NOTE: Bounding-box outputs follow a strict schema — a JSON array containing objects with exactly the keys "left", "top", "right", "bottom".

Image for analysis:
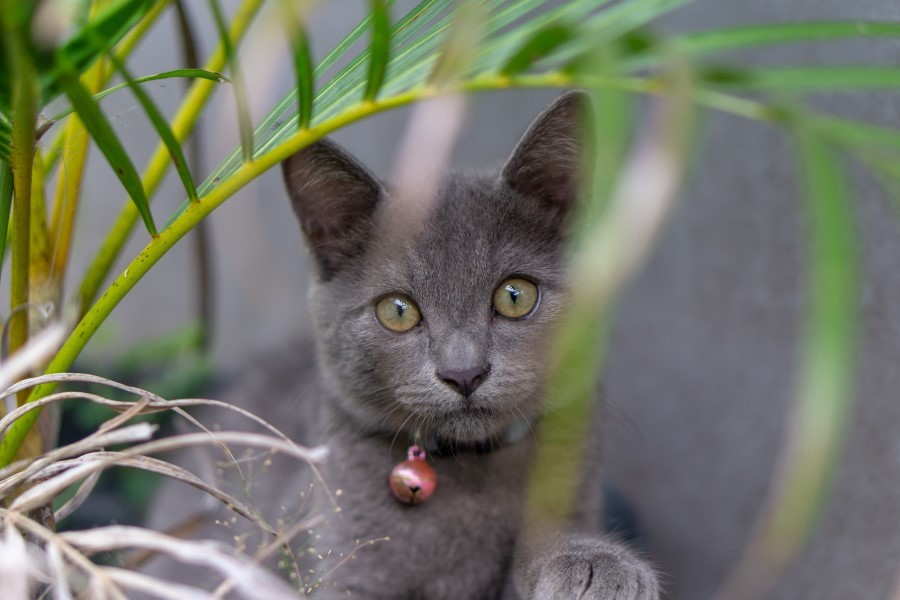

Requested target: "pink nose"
[{"left": 437, "top": 364, "right": 490, "bottom": 397}]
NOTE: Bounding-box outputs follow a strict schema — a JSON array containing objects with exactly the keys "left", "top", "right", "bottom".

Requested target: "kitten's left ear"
[
  {"left": 282, "top": 139, "right": 384, "bottom": 280},
  {"left": 501, "top": 91, "right": 591, "bottom": 214}
]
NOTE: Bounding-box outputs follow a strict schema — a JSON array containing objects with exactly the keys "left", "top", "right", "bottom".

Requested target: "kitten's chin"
[{"left": 431, "top": 406, "right": 515, "bottom": 444}]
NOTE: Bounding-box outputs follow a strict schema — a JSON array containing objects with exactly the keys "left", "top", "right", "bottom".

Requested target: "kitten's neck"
[
  {"left": 321, "top": 388, "right": 537, "bottom": 457},
  {"left": 413, "top": 417, "right": 536, "bottom": 457}
]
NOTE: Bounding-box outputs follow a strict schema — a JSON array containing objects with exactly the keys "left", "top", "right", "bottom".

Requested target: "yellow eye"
[
  {"left": 492, "top": 277, "right": 539, "bottom": 319},
  {"left": 375, "top": 294, "right": 422, "bottom": 333}
]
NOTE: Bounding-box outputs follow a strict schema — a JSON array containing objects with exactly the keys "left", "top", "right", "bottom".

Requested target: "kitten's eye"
[
  {"left": 492, "top": 277, "right": 539, "bottom": 319},
  {"left": 375, "top": 294, "right": 422, "bottom": 333}
]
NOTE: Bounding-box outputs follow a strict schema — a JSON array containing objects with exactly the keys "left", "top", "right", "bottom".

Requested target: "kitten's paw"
[{"left": 530, "top": 537, "right": 659, "bottom": 600}]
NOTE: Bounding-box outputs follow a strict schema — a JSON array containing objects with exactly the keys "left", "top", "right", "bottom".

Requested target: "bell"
[{"left": 389, "top": 445, "right": 436, "bottom": 505}]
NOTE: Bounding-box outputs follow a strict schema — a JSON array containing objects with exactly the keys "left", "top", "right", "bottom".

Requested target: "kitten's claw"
[{"left": 530, "top": 537, "right": 659, "bottom": 600}]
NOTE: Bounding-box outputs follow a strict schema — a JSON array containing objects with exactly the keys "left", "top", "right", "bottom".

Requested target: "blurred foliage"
[
  {"left": 0, "top": 1, "right": 897, "bottom": 595},
  {"left": 57, "top": 323, "right": 214, "bottom": 528}
]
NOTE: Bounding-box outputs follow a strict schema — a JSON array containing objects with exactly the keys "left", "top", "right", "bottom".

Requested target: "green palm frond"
[{"left": 1, "top": 2, "right": 899, "bottom": 594}]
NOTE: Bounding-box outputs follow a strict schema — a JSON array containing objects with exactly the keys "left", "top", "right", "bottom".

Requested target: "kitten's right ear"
[
  {"left": 501, "top": 91, "right": 591, "bottom": 216},
  {"left": 282, "top": 139, "right": 383, "bottom": 280}
]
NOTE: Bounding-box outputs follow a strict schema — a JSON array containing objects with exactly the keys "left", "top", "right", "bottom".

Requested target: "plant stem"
[
  {"left": 29, "top": 154, "right": 53, "bottom": 316},
  {"left": 207, "top": 0, "right": 254, "bottom": 161},
  {"left": 0, "top": 72, "right": 855, "bottom": 465},
  {"left": 8, "top": 30, "right": 37, "bottom": 369},
  {"left": 24, "top": 156, "right": 57, "bottom": 459},
  {"left": 48, "top": 57, "right": 108, "bottom": 282},
  {"left": 174, "top": 0, "right": 215, "bottom": 351},
  {"left": 0, "top": 162, "right": 12, "bottom": 286},
  {"left": 0, "top": 74, "right": 591, "bottom": 462},
  {"left": 2, "top": 7, "right": 42, "bottom": 461}
]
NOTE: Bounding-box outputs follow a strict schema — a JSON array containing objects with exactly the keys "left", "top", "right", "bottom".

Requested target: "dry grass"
[{"left": 0, "top": 369, "right": 327, "bottom": 599}]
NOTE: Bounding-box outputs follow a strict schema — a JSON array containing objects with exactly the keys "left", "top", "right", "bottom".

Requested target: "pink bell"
[{"left": 389, "top": 445, "right": 436, "bottom": 505}]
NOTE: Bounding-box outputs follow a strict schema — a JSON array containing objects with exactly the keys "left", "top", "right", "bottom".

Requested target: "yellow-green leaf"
[{"left": 56, "top": 68, "right": 157, "bottom": 236}]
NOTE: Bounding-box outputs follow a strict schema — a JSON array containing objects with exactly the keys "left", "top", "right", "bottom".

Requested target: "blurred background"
[{"left": 36, "top": 0, "right": 900, "bottom": 598}]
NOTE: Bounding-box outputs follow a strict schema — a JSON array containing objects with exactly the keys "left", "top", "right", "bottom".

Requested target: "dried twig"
[
  {"left": 0, "top": 370, "right": 329, "bottom": 599},
  {"left": 61, "top": 526, "right": 298, "bottom": 599}
]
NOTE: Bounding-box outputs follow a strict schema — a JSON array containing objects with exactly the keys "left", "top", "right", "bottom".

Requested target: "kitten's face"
[
  {"left": 283, "top": 93, "right": 587, "bottom": 443},
  {"left": 313, "top": 176, "right": 567, "bottom": 442}
]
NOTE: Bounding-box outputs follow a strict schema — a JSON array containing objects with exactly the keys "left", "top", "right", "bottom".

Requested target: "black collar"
[{"left": 415, "top": 418, "right": 536, "bottom": 457}]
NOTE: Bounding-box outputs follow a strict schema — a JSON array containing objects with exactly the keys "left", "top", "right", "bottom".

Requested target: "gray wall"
[
  {"left": 603, "top": 1, "right": 900, "bottom": 598},
  {"left": 57, "top": 1, "right": 899, "bottom": 598}
]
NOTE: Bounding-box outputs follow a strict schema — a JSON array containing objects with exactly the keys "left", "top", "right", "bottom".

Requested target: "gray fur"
[
  {"left": 281, "top": 91, "right": 658, "bottom": 598},
  {"left": 146, "top": 92, "right": 659, "bottom": 599}
]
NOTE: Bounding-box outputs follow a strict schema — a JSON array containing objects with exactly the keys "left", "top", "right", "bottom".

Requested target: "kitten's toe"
[{"left": 531, "top": 537, "right": 659, "bottom": 600}]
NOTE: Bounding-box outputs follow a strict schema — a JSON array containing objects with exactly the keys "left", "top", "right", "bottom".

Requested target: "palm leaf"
[
  {"left": 48, "top": 69, "right": 226, "bottom": 123},
  {"left": 0, "top": 115, "right": 11, "bottom": 164},
  {"left": 500, "top": 24, "right": 576, "bottom": 77},
  {"left": 703, "top": 66, "right": 900, "bottom": 91},
  {"left": 811, "top": 113, "right": 900, "bottom": 154},
  {"left": 55, "top": 67, "right": 157, "bottom": 236},
  {"left": 164, "top": 0, "right": 455, "bottom": 226},
  {"left": 511, "top": 0, "right": 695, "bottom": 71},
  {"left": 526, "top": 46, "right": 641, "bottom": 522},
  {"left": 103, "top": 51, "right": 200, "bottom": 203},
  {"left": 167, "top": 0, "right": 623, "bottom": 225},
  {"left": 76, "top": 0, "right": 267, "bottom": 315},
  {"left": 36, "top": 0, "right": 157, "bottom": 106},
  {"left": 365, "top": 0, "right": 392, "bottom": 101},
  {"left": 6, "top": 6, "right": 900, "bottom": 538},
  {"left": 208, "top": 0, "right": 254, "bottom": 161},
  {"left": 626, "top": 21, "right": 900, "bottom": 71},
  {"left": 287, "top": 13, "right": 314, "bottom": 129},
  {"left": 719, "top": 124, "right": 858, "bottom": 598}
]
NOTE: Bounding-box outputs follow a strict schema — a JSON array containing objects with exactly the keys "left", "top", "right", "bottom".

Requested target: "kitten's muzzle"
[{"left": 437, "top": 363, "right": 491, "bottom": 399}]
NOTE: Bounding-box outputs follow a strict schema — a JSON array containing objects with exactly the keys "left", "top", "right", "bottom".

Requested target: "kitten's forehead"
[
  {"left": 364, "top": 174, "right": 564, "bottom": 303},
  {"left": 416, "top": 176, "right": 537, "bottom": 269}
]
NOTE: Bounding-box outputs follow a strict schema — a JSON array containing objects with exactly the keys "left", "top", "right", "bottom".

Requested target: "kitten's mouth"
[
  {"left": 445, "top": 402, "right": 499, "bottom": 429},
  {"left": 433, "top": 404, "right": 509, "bottom": 444},
  {"left": 390, "top": 392, "right": 524, "bottom": 445},
  {"left": 421, "top": 405, "right": 535, "bottom": 451},
  {"left": 453, "top": 405, "right": 494, "bottom": 416}
]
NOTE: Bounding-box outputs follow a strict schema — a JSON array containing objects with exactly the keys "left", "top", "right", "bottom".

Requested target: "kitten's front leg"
[{"left": 514, "top": 534, "right": 659, "bottom": 600}]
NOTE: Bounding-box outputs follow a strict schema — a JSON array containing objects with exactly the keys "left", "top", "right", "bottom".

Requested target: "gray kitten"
[
  {"left": 275, "top": 92, "right": 659, "bottom": 599},
  {"left": 147, "top": 92, "right": 659, "bottom": 599}
]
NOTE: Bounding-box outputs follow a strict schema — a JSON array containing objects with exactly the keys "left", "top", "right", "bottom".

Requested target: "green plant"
[{"left": 0, "top": 0, "right": 898, "bottom": 596}]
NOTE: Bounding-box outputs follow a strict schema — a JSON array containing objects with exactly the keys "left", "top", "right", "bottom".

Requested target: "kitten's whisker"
[
  {"left": 389, "top": 408, "right": 419, "bottom": 454},
  {"left": 513, "top": 405, "right": 539, "bottom": 442},
  {"left": 377, "top": 406, "right": 403, "bottom": 431},
  {"left": 601, "top": 396, "right": 647, "bottom": 450}
]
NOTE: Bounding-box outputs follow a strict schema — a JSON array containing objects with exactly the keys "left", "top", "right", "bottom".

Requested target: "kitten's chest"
[{"left": 308, "top": 433, "right": 533, "bottom": 599}]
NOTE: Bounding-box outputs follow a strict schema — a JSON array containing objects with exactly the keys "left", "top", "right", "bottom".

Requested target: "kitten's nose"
[{"left": 438, "top": 364, "right": 490, "bottom": 398}]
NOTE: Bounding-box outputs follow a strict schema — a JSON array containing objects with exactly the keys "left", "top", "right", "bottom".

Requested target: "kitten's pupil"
[
  {"left": 493, "top": 278, "right": 537, "bottom": 319},
  {"left": 375, "top": 294, "right": 420, "bottom": 332}
]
